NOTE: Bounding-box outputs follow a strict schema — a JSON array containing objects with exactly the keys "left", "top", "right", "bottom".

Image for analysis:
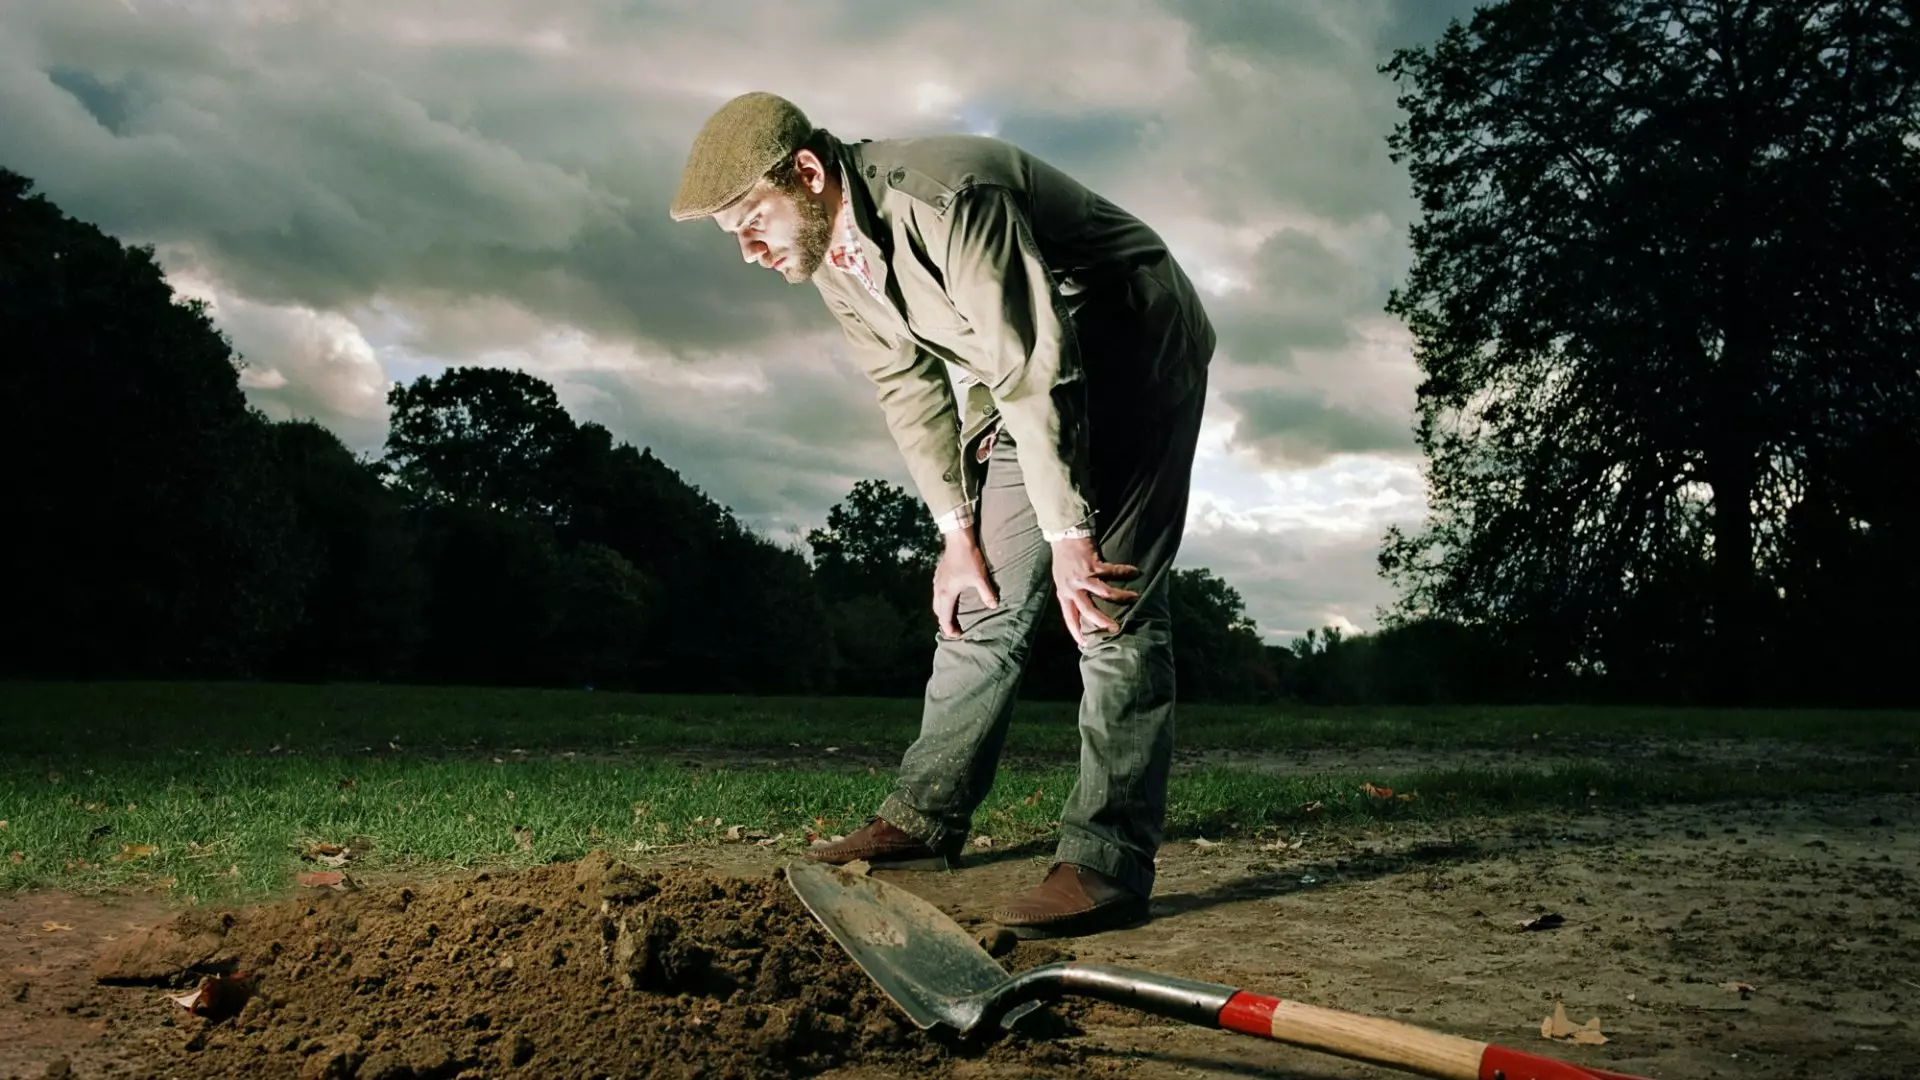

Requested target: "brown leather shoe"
[
  {"left": 803, "top": 817, "right": 960, "bottom": 871},
  {"left": 991, "top": 862, "right": 1150, "bottom": 939}
]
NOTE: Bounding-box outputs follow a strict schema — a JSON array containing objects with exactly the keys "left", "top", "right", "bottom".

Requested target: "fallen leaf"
[
  {"left": 1361, "top": 782, "right": 1395, "bottom": 800},
  {"left": 336, "top": 778, "right": 356, "bottom": 790},
  {"left": 1193, "top": 837, "right": 1218, "bottom": 851},
  {"left": 971, "top": 835, "right": 995, "bottom": 849},
  {"left": 1539, "top": 1001, "right": 1608, "bottom": 1045},
  {"left": 512, "top": 826, "right": 534, "bottom": 852},
  {"left": 1519, "top": 913, "right": 1566, "bottom": 932},
  {"left": 43, "top": 922, "right": 74, "bottom": 932},
  {"left": 1022, "top": 787, "right": 1046, "bottom": 806},
  {"left": 0, "top": 820, "right": 7, "bottom": 830},
  {"left": 843, "top": 859, "right": 871, "bottom": 876},
  {"left": 1300, "top": 800, "right": 1324, "bottom": 813},
  {"left": 296, "top": 870, "right": 346, "bottom": 890},
  {"left": 307, "top": 841, "right": 345, "bottom": 858},
  {"left": 7, "top": 852, "right": 21, "bottom": 864},
  {"left": 111, "top": 843, "right": 158, "bottom": 863},
  {"left": 723, "top": 824, "right": 744, "bottom": 842},
  {"left": 167, "top": 972, "right": 252, "bottom": 1022},
  {"left": 1719, "top": 981, "right": 1757, "bottom": 998},
  {"left": 825, "top": 746, "right": 840, "bottom": 753}
]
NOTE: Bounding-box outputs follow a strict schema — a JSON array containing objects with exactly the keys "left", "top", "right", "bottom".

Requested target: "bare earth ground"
[{"left": 3, "top": 790, "right": 1916, "bottom": 1079}]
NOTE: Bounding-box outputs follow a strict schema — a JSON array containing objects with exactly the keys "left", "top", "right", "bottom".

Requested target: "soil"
[{"left": 4, "top": 792, "right": 1918, "bottom": 1079}]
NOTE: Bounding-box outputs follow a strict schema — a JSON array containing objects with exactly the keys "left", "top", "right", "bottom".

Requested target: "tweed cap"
[{"left": 669, "top": 91, "right": 817, "bottom": 221}]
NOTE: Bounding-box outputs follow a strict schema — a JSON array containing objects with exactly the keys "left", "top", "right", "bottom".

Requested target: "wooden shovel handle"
[{"left": 1218, "top": 991, "right": 1652, "bottom": 1080}]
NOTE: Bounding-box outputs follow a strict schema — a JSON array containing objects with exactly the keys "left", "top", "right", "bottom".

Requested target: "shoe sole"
[
  {"left": 1001, "top": 900, "right": 1151, "bottom": 940},
  {"left": 867, "top": 853, "right": 958, "bottom": 872},
  {"left": 803, "top": 852, "right": 960, "bottom": 872}
]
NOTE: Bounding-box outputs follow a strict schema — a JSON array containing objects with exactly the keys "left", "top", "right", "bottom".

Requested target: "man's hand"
[
  {"left": 932, "top": 531, "right": 999, "bottom": 638},
  {"left": 1050, "top": 535, "right": 1139, "bottom": 647}
]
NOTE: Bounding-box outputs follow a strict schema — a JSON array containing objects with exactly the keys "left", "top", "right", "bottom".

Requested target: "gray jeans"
[{"left": 878, "top": 373, "right": 1208, "bottom": 898}]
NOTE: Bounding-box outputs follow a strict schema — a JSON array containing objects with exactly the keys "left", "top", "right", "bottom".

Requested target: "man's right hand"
[{"left": 932, "top": 531, "right": 999, "bottom": 638}]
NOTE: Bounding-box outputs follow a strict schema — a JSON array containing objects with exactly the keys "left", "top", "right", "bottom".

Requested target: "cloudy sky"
[{"left": 0, "top": 0, "right": 1480, "bottom": 643}]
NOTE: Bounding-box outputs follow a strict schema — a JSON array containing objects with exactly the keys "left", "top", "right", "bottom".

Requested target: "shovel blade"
[{"left": 787, "top": 860, "right": 1010, "bottom": 1031}]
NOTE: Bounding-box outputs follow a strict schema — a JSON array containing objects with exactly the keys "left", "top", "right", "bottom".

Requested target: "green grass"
[
  {"left": 3, "top": 752, "right": 1913, "bottom": 903},
  {"left": 5, "top": 679, "right": 1918, "bottom": 760},
  {"left": 2, "top": 680, "right": 1915, "bottom": 904}
]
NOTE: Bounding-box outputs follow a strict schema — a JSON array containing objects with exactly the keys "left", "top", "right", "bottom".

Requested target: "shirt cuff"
[
  {"left": 934, "top": 502, "right": 975, "bottom": 535},
  {"left": 1042, "top": 525, "right": 1094, "bottom": 542}
]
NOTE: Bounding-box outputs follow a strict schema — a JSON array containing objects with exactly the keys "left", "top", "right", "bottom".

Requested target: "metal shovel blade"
[{"left": 786, "top": 860, "right": 1013, "bottom": 1032}]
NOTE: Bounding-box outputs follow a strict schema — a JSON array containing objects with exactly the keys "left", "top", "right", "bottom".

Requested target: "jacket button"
[
  {"left": 933, "top": 195, "right": 949, "bottom": 209},
  {"left": 942, "top": 470, "right": 955, "bottom": 483},
  {"left": 889, "top": 168, "right": 906, "bottom": 184},
  {"left": 865, "top": 165, "right": 876, "bottom": 178}
]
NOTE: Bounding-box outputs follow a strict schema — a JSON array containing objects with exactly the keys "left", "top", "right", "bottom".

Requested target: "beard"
[{"left": 780, "top": 189, "right": 836, "bottom": 283}]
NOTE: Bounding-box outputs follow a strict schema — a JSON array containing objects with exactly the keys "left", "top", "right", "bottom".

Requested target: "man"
[{"left": 669, "top": 92, "right": 1214, "bottom": 939}]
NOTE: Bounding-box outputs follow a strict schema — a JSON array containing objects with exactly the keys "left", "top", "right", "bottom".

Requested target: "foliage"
[
  {"left": 1378, "top": 0, "right": 1920, "bottom": 703},
  {"left": 0, "top": 168, "right": 309, "bottom": 678}
]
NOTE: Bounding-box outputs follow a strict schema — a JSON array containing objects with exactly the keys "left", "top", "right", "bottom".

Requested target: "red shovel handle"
[{"left": 1220, "top": 991, "right": 1653, "bottom": 1080}]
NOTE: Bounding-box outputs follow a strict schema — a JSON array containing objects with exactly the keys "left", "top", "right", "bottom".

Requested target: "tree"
[
  {"left": 806, "top": 480, "right": 942, "bottom": 693},
  {"left": 264, "top": 420, "right": 425, "bottom": 681},
  {"left": 1167, "top": 568, "right": 1277, "bottom": 702},
  {"left": 0, "top": 168, "right": 308, "bottom": 677},
  {"left": 384, "top": 366, "right": 583, "bottom": 523},
  {"left": 806, "top": 479, "right": 941, "bottom": 605},
  {"left": 1378, "top": 1, "right": 1920, "bottom": 702}
]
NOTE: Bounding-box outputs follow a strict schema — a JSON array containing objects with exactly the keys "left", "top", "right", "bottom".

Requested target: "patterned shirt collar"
[{"left": 826, "top": 172, "right": 883, "bottom": 301}]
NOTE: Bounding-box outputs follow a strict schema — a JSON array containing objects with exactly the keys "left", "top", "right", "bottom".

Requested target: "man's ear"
[{"left": 793, "top": 148, "right": 831, "bottom": 194}]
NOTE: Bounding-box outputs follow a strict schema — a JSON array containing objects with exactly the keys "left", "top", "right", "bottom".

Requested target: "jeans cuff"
[
  {"left": 878, "top": 794, "right": 965, "bottom": 850},
  {"left": 1053, "top": 828, "right": 1156, "bottom": 898}
]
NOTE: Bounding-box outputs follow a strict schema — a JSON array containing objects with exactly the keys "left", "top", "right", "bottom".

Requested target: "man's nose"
[{"left": 737, "top": 234, "right": 765, "bottom": 264}]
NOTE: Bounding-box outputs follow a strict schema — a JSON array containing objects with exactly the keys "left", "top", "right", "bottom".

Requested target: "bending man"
[{"left": 670, "top": 92, "right": 1215, "bottom": 939}]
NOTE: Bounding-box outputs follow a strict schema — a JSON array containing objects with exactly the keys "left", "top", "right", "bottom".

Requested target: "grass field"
[{"left": 3, "top": 680, "right": 1916, "bottom": 903}]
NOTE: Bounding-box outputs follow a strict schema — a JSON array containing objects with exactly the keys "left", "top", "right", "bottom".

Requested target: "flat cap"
[{"left": 669, "top": 91, "right": 816, "bottom": 221}]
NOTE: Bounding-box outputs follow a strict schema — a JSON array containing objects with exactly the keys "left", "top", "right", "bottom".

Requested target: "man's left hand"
[{"left": 1049, "top": 535, "right": 1139, "bottom": 647}]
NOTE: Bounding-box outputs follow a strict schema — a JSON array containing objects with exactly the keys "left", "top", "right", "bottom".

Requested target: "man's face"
[{"left": 714, "top": 156, "right": 836, "bottom": 285}]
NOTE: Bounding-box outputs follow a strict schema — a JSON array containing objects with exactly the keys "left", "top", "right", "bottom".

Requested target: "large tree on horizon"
[{"left": 1378, "top": 0, "right": 1920, "bottom": 700}]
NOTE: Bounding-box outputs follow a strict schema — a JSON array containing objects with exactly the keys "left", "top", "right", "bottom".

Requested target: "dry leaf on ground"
[
  {"left": 42, "top": 922, "right": 74, "bottom": 933},
  {"left": 1519, "top": 913, "right": 1566, "bottom": 931},
  {"left": 7, "top": 852, "right": 22, "bottom": 865},
  {"left": 296, "top": 870, "right": 347, "bottom": 890},
  {"left": 1540, "top": 1001, "right": 1608, "bottom": 1045},
  {"left": 512, "top": 826, "right": 534, "bottom": 852},
  {"left": 1719, "top": 980, "right": 1757, "bottom": 998},
  {"left": 111, "top": 843, "right": 158, "bottom": 863},
  {"left": 167, "top": 972, "right": 252, "bottom": 1022},
  {"left": 723, "top": 825, "right": 744, "bottom": 842}
]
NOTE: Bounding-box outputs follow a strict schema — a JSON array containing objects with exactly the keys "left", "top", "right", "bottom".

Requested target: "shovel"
[{"left": 787, "top": 861, "right": 1652, "bottom": 1080}]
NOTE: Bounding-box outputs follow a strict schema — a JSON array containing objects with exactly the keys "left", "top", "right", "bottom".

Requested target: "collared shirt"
[{"left": 824, "top": 173, "right": 1089, "bottom": 543}]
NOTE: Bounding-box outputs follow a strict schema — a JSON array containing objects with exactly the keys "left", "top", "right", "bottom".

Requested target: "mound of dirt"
[{"left": 93, "top": 854, "right": 1091, "bottom": 1078}]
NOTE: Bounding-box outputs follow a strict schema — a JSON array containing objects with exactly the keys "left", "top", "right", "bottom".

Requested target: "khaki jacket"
[{"left": 812, "top": 133, "right": 1214, "bottom": 538}]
